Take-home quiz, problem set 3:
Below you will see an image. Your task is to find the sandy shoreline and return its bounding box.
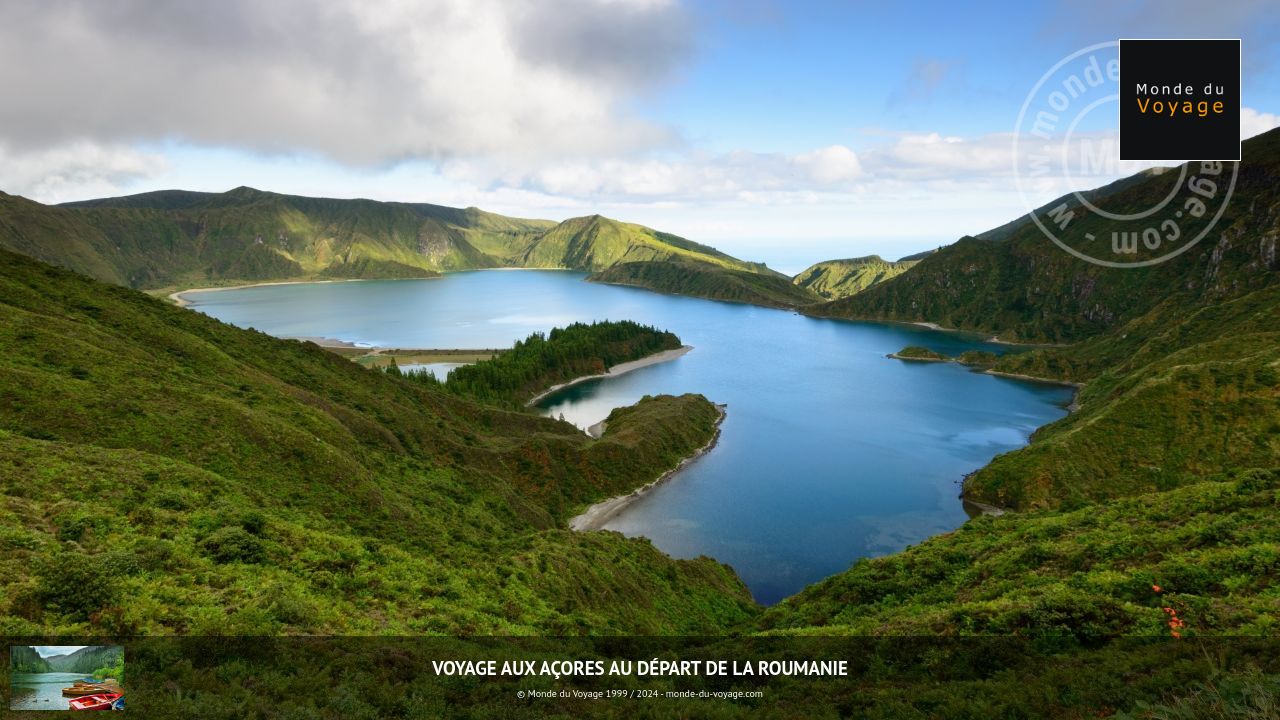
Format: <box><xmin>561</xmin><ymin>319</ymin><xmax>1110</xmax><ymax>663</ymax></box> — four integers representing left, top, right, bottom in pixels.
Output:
<box><xmin>960</xmin><ymin>496</ymin><xmax>1007</xmax><ymax>517</ymax></box>
<box><xmin>984</xmin><ymin>370</ymin><xmax>1083</xmax><ymax>412</ymax></box>
<box><xmin>168</xmin><ymin>278</ymin><xmax>370</xmax><ymax>307</ymax></box>
<box><xmin>166</xmin><ymin>275</ymin><xmax>447</xmax><ymax>308</ymax></box>
<box><xmin>526</xmin><ymin>345</ymin><xmax>694</xmax><ymax>406</ymax></box>
<box><xmin>982</xmin><ymin>369</ymin><xmax>1082</xmax><ymax>388</ymax></box>
<box><xmin>569</xmin><ymin>404</ymin><xmax>726</xmax><ymax>532</ymax></box>
<box><xmin>908</xmin><ymin>320</ymin><xmax>1063</xmax><ymax>347</ymax></box>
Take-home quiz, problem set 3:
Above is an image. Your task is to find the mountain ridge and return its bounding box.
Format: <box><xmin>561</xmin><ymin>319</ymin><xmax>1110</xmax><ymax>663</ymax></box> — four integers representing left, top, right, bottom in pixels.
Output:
<box><xmin>802</xmin><ymin>128</ymin><xmax>1280</xmax><ymax>343</ymax></box>
<box><xmin>0</xmin><ymin>187</ymin><xmax>768</xmax><ymax>292</ymax></box>
<box><xmin>792</xmin><ymin>255</ymin><xmax>918</xmax><ymax>300</ymax></box>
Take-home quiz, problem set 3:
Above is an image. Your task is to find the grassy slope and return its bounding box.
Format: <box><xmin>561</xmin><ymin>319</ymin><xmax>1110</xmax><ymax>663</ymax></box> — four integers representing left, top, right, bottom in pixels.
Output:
<box><xmin>967</xmin><ymin>286</ymin><xmax>1280</xmax><ymax>510</ymax></box>
<box><xmin>0</xmin><ymin>188</ymin><xmax>783</xmax><ymax>295</ymax></box>
<box><xmin>761</xmin><ymin>468</ymin><xmax>1280</xmax><ymax>636</ymax></box>
<box><xmin>0</xmin><ymin>192</ymin><xmax>196</xmax><ymax>287</ymax></box>
<box><xmin>0</xmin><ymin>247</ymin><xmax>755</xmax><ymax>635</ymax></box>
<box><xmin>763</xmin><ymin>135</ymin><xmax>1280</xmax><ymax>685</ymax></box>
<box><xmin>792</xmin><ymin>255</ymin><xmax>917</xmax><ymax>300</ymax></box>
<box><xmin>805</xmin><ymin>129</ymin><xmax>1280</xmax><ymax>344</ymax></box>
<box><xmin>787</xmin><ymin>129</ymin><xmax>1280</xmax><ymax>511</ymax></box>
<box><xmin>589</xmin><ymin>260</ymin><xmax>819</xmax><ymax>308</ymax></box>
<box><xmin>519</xmin><ymin>215</ymin><xmax>764</xmax><ymax>273</ymax></box>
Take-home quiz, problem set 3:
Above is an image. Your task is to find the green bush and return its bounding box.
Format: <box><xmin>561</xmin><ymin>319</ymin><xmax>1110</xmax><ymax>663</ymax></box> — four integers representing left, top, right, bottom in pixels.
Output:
<box><xmin>35</xmin><ymin>551</ymin><xmax>119</xmax><ymax>619</ymax></box>
<box><xmin>55</xmin><ymin>511</ymin><xmax>108</xmax><ymax>543</ymax></box>
<box><xmin>441</xmin><ymin>320</ymin><xmax>680</xmax><ymax>405</ymax></box>
<box><xmin>132</xmin><ymin>538</ymin><xmax>175</xmax><ymax>571</ymax></box>
<box><xmin>0</xmin><ymin>525</ymin><xmax>42</xmax><ymax>551</ymax></box>
<box><xmin>199</xmin><ymin>526</ymin><xmax>266</xmax><ymax>564</ymax></box>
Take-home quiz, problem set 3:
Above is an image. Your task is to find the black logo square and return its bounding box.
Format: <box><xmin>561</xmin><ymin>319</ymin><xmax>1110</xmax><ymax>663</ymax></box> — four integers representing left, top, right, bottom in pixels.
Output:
<box><xmin>1120</xmin><ymin>39</ymin><xmax>1240</xmax><ymax>161</ymax></box>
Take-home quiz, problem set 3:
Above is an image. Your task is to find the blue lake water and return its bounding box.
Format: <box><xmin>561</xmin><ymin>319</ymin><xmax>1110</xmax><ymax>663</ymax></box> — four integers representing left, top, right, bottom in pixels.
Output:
<box><xmin>9</xmin><ymin>672</ymin><xmax>92</xmax><ymax>710</ymax></box>
<box><xmin>183</xmin><ymin>271</ymin><xmax>1072</xmax><ymax>604</ymax></box>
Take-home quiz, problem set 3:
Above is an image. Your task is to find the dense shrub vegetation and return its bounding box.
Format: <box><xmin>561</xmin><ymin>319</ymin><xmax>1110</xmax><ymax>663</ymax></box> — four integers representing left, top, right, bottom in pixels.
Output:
<box><xmin>417</xmin><ymin>320</ymin><xmax>681</xmax><ymax>405</ymax></box>
<box><xmin>1</xmin><ymin>130</ymin><xmax>1278</xmax><ymax>717</ymax></box>
<box><xmin>890</xmin><ymin>345</ymin><xmax>949</xmax><ymax>361</ymax></box>
<box><xmin>0</xmin><ymin>248</ymin><xmax>753</xmax><ymax>635</ymax></box>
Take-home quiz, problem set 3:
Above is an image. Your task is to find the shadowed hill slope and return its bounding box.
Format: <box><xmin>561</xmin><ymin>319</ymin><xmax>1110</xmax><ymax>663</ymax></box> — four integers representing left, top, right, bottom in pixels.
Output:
<box><xmin>589</xmin><ymin>260</ymin><xmax>819</xmax><ymax>308</ymax></box>
<box><xmin>0</xmin><ymin>247</ymin><xmax>755</xmax><ymax>635</ymax></box>
<box><xmin>806</xmin><ymin>128</ymin><xmax>1280</xmax><ymax>344</ymax></box>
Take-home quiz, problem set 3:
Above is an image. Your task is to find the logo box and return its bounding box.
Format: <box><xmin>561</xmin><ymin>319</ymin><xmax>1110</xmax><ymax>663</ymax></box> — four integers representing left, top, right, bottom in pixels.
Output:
<box><xmin>1119</xmin><ymin>39</ymin><xmax>1241</xmax><ymax>161</ymax></box>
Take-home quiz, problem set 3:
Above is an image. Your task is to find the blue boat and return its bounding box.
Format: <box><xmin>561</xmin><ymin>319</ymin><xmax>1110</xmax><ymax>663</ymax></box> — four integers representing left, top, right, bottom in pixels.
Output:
<box><xmin>110</xmin><ymin>696</ymin><xmax>125</xmax><ymax>711</ymax></box>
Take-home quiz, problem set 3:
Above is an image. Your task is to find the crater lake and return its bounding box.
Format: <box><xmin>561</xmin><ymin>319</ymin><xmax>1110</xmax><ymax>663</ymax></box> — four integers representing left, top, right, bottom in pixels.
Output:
<box><xmin>180</xmin><ymin>271</ymin><xmax>1073</xmax><ymax>604</ymax></box>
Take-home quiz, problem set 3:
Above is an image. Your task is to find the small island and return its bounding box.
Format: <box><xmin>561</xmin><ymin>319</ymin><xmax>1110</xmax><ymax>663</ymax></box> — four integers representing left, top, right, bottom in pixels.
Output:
<box><xmin>393</xmin><ymin>320</ymin><xmax>688</xmax><ymax>407</ymax></box>
<box><xmin>887</xmin><ymin>345</ymin><xmax>951</xmax><ymax>362</ymax></box>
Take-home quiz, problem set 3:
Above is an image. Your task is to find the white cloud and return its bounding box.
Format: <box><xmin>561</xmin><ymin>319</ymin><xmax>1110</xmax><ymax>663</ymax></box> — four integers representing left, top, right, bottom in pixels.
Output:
<box><xmin>792</xmin><ymin>146</ymin><xmax>863</xmax><ymax>183</ymax></box>
<box><xmin>0</xmin><ymin>0</ymin><xmax>690</xmax><ymax>166</ymax></box>
<box><xmin>0</xmin><ymin>142</ymin><xmax>168</xmax><ymax>204</ymax></box>
<box><xmin>443</xmin><ymin>144</ymin><xmax>866</xmax><ymax>202</ymax></box>
<box><xmin>863</xmin><ymin>132</ymin><xmax>1012</xmax><ymax>178</ymax></box>
<box><xmin>1242</xmin><ymin>108</ymin><xmax>1280</xmax><ymax>139</ymax></box>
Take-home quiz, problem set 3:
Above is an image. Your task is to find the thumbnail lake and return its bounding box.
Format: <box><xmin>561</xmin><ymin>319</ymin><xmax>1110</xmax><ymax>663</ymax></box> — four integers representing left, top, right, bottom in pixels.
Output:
<box><xmin>182</xmin><ymin>271</ymin><xmax>1072</xmax><ymax>603</ymax></box>
<box><xmin>9</xmin><ymin>673</ymin><xmax>88</xmax><ymax>710</ymax></box>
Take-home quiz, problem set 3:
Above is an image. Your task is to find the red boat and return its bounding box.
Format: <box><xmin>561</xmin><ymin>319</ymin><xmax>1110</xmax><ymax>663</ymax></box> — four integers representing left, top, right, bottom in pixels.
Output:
<box><xmin>68</xmin><ymin>693</ymin><xmax>121</xmax><ymax>711</ymax></box>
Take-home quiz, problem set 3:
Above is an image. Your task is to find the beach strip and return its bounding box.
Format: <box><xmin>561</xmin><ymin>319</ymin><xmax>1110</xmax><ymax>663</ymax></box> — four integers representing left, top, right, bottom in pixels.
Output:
<box><xmin>526</xmin><ymin>345</ymin><xmax>693</xmax><ymax>406</ymax></box>
<box><xmin>569</xmin><ymin>404</ymin><xmax>725</xmax><ymax>532</ymax></box>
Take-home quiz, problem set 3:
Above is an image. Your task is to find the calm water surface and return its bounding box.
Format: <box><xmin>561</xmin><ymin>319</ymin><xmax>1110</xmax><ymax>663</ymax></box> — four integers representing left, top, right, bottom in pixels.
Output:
<box><xmin>9</xmin><ymin>672</ymin><xmax>91</xmax><ymax>710</ymax></box>
<box><xmin>185</xmin><ymin>272</ymin><xmax>1072</xmax><ymax>603</ymax></box>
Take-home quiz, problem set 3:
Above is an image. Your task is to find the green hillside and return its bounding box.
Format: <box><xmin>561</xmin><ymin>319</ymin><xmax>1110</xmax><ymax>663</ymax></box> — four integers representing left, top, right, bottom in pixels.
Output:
<box><xmin>589</xmin><ymin>260</ymin><xmax>819</xmax><ymax>308</ymax></box>
<box><xmin>745</xmin><ymin>468</ymin><xmax>1280</xmax><ymax>716</ymax></box>
<box><xmin>0</xmin><ymin>247</ymin><xmax>754</xmax><ymax>635</ymax></box>
<box><xmin>805</xmin><ymin>129</ymin><xmax>1280</xmax><ymax>344</ymax></box>
<box><xmin>965</xmin><ymin>284</ymin><xmax>1280</xmax><ymax>510</ymax></box>
<box><xmin>1</xmin><ymin>135</ymin><xmax>1277</xmax><ymax>720</ymax></box>
<box><xmin>9</xmin><ymin>645</ymin><xmax>52</xmax><ymax>673</ymax></box>
<box><xmin>0</xmin><ymin>188</ymin><xmax>776</xmax><ymax>294</ymax></box>
<box><xmin>751</xmin><ymin>133</ymin><xmax>1280</xmax><ymax>713</ymax></box>
<box><xmin>829</xmin><ymin>130</ymin><xmax>1280</xmax><ymax>511</ymax></box>
<box><xmin>792</xmin><ymin>255</ymin><xmax>917</xmax><ymax>300</ymax></box>
<box><xmin>762</xmin><ymin>467</ymin><xmax>1280</xmax><ymax>637</ymax></box>
<box><xmin>45</xmin><ymin>645</ymin><xmax>123</xmax><ymax>674</ymax></box>
<box><xmin>516</xmin><ymin>214</ymin><xmax>765</xmax><ymax>273</ymax></box>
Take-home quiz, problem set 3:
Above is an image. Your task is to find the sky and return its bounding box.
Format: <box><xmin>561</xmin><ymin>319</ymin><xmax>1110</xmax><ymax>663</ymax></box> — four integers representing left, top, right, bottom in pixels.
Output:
<box><xmin>31</xmin><ymin>645</ymin><xmax>85</xmax><ymax>658</ymax></box>
<box><xmin>1</xmin><ymin>0</ymin><xmax>1278</xmax><ymax>273</ymax></box>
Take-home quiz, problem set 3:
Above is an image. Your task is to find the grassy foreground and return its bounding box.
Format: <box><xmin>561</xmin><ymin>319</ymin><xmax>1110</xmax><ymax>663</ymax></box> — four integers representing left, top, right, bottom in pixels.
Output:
<box><xmin>0</xmin><ymin>247</ymin><xmax>754</xmax><ymax>636</ymax></box>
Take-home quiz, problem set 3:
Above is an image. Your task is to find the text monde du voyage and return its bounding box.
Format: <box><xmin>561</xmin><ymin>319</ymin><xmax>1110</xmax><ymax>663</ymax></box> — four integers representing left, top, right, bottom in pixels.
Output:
<box><xmin>1134</xmin><ymin>82</ymin><xmax>1229</xmax><ymax>118</ymax></box>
